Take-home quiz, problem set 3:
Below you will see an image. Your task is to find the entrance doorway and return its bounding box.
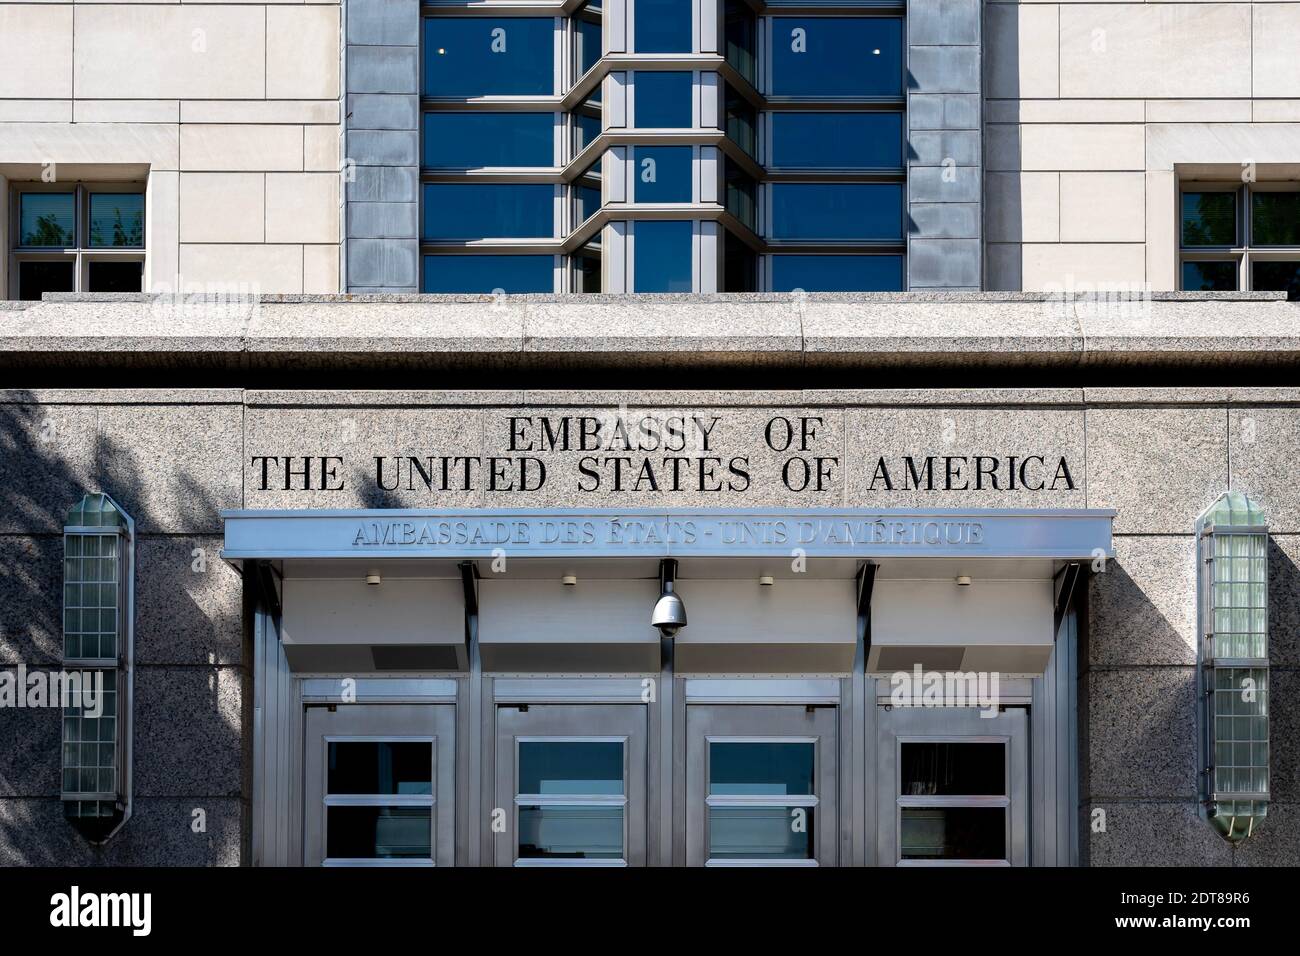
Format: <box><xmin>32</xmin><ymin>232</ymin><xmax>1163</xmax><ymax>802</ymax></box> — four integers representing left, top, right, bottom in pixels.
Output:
<box><xmin>303</xmin><ymin>703</ymin><xmax>456</xmax><ymax>866</ymax></box>
<box><xmin>494</xmin><ymin>704</ymin><xmax>648</xmax><ymax>866</ymax></box>
<box><xmin>685</xmin><ymin>705</ymin><xmax>838</xmax><ymax>866</ymax></box>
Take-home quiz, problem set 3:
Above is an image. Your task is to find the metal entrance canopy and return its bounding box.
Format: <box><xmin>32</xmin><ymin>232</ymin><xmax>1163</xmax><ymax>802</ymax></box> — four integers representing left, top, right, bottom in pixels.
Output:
<box><xmin>221</xmin><ymin>507</ymin><xmax>1115</xmax><ymax>563</ymax></box>
<box><xmin>224</xmin><ymin>508</ymin><xmax>1114</xmax><ymax>677</ymax></box>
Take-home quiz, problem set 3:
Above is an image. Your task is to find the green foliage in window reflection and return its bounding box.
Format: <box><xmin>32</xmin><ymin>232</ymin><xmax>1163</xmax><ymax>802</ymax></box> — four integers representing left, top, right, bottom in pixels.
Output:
<box><xmin>20</xmin><ymin>194</ymin><xmax>76</xmax><ymax>247</ymax></box>
<box><xmin>1181</xmin><ymin>192</ymin><xmax>1236</xmax><ymax>247</ymax></box>
<box><xmin>88</xmin><ymin>195</ymin><xmax>145</xmax><ymax>248</ymax></box>
<box><xmin>1250</xmin><ymin>192</ymin><xmax>1300</xmax><ymax>247</ymax></box>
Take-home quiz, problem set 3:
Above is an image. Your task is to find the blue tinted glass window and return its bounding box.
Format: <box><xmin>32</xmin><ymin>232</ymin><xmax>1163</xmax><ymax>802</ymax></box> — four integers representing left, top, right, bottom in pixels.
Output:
<box><xmin>635</xmin><ymin>0</ymin><xmax>692</xmax><ymax>53</ymax></box>
<box><xmin>422</xmin><ymin>184</ymin><xmax>554</xmax><ymax>239</ymax></box>
<box><xmin>771</xmin><ymin>254</ymin><xmax>904</xmax><ymax>292</ymax></box>
<box><xmin>634</xmin><ymin>220</ymin><xmax>693</xmax><ymax>292</ymax></box>
<box><xmin>88</xmin><ymin>194</ymin><xmax>144</xmax><ymax>248</ymax></box>
<box><xmin>771</xmin><ymin>113</ymin><xmax>902</xmax><ymax>169</ymax></box>
<box><xmin>577</xmin><ymin>14</ymin><xmax>602</xmax><ymax>76</ymax></box>
<box><xmin>423</xmin><ymin>113</ymin><xmax>554</xmax><ymax>168</ymax></box>
<box><xmin>20</xmin><ymin>193</ymin><xmax>75</xmax><ymax>247</ymax></box>
<box><xmin>771</xmin><ymin>18</ymin><xmax>902</xmax><ymax>97</ymax></box>
<box><xmin>422</xmin><ymin>255</ymin><xmax>554</xmax><ymax>293</ymax></box>
<box><xmin>574</xmin><ymin>158</ymin><xmax>602</xmax><ymax>224</ymax></box>
<box><xmin>634</xmin><ymin>146</ymin><xmax>692</xmax><ymax>203</ymax></box>
<box><xmin>770</xmin><ymin>183</ymin><xmax>903</xmax><ymax>241</ymax></box>
<box><xmin>633</xmin><ymin>72</ymin><xmax>692</xmax><ymax>128</ymax></box>
<box><xmin>424</xmin><ymin>18</ymin><xmax>554</xmax><ymax>96</ymax></box>
<box><xmin>574</xmin><ymin>110</ymin><xmax>602</xmax><ymax>155</ymax></box>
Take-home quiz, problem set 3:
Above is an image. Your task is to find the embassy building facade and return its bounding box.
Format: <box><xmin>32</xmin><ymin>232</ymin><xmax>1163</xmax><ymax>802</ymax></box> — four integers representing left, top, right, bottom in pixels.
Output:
<box><xmin>1</xmin><ymin>0</ymin><xmax>1300</xmax><ymax>870</ymax></box>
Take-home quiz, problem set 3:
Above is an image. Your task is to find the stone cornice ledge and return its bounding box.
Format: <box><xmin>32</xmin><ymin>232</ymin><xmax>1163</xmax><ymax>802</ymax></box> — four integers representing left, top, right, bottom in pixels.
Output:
<box><xmin>0</xmin><ymin>292</ymin><xmax>1297</xmax><ymax>372</ymax></box>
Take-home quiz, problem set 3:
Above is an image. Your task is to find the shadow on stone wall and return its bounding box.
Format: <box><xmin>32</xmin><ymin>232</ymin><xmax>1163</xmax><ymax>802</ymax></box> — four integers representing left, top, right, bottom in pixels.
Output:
<box><xmin>1083</xmin><ymin>542</ymin><xmax>1300</xmax><ymax>866</ymax></box>
<box><xmin>1</xmin><ymin>391</ymin><xmax>245</xmax><ymax>865</ymax></box>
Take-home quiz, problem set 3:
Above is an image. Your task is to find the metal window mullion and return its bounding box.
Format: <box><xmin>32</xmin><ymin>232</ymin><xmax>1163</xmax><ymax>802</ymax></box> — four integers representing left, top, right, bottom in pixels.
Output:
<box><xmin>705</xmin><ymin>795</ymin><xmax>818</xmax><ymax>807</ymax></box>
<box><xmin>896</xmin><ymin>795</ymin><xmax>1010</xmax><ymax>809</ymax></box>
<box><xmin>324</xmin><ymin>794</ymin><xmax>436</xmax><ymax>807</ymax></box>
<box><xmin>514</xmin><ymin>794</ymin><xmax>628</xmax><ymax>806</ymax></box>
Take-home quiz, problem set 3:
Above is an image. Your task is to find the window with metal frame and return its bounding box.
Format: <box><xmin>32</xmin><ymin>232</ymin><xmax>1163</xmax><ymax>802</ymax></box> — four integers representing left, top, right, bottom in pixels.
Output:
<box><xmin>61</xmin><ymin>493</ymin><xmax>134</xmax><ymax>842</ymax></box>
<box><xmin>1180</xmin><ymin>184</ymin><xmax>1300</xmax><ymax>293</ymax></box>
<box><xmin>10</xmin><ymin>184</ymin><xmax>145</xmax><ymax>300</ymax></box>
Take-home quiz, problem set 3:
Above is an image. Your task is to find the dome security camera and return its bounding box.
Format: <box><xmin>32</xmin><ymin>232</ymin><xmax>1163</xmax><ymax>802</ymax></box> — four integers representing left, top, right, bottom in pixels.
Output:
<box><xmin>652</xmin><ymin>558</ymin><xmax>687</xmax><ymax>637</ymax></box>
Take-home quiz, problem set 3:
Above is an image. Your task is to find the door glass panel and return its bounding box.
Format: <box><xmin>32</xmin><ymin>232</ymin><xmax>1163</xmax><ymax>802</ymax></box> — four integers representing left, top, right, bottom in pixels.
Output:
<box><xmin>709</xmin><ymin>807</ymin><xmax>813</xmax><ymax>860</ymax></box>
<box><xmin>709</xmin><ymin>742</ymin><xmax>814</xmax><ymax>795</ymax></box>
<box><xmin>519</xmin><ymin>741</ymin><xmax>624</xmax><ymax>794</ymax></box>
<box><xmin>518</xmin><ymin>806</ymin><xmax>624</xmax><ymax>859</ymax></box>
<box><xmin>327</xmin><ymin>741</ymin><xmax>432</xmax><ymax>795</ymax></box>
<box><xmin>900</xmin><ymin>742</ymin><xmax>1005</xmax><ymax>796</ymax></box>
<box><xmin>900</xmin><ymin>807</ymin><xmax>1006</xmax><ymax>861</ymax></box>
<box><xmin>326</xmin><ymin>806</ymin><xmax>432</xmax><ymax>859</ymax></box>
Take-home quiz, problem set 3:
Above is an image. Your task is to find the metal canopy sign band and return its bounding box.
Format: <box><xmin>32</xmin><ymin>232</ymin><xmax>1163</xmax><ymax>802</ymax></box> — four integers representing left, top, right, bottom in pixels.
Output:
<box><xmin>220</xmin><ymin>508</ymin><xmax>1115</xmax><ymax>561</ymax></box>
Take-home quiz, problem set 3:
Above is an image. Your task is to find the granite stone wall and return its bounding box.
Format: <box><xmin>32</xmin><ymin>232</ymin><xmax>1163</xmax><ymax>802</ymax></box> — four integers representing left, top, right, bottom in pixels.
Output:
<box><xmin>2</xmin><ymin>384</ymin><xmax>1297</xmax><ymax>865</ymax></box>
<box><xmin>0</xmin><ymin>390</ymin><xmax>247</xmax><ymax>865</ymax></box>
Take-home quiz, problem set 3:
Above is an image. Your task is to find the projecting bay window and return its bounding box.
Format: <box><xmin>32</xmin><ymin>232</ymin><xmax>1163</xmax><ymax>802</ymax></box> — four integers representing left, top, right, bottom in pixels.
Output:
<box><xmin>1180</xmin><ymin>184</ymin><xmax>1300</xmax><ymax>293</ymax></box>
<box><xmin>9</xmin><ymin>184</ymin><xmax>145</xmax><ymax>300</ymax></box>
<box><xmin>417</xmin><ymin>2</ymin><xmax>908</xmax><ymax>292</ymax></box>
<box><xmin>62</xmin><ymin>493</ymin><xmax>135</xmax><ymax>842</ymax></box>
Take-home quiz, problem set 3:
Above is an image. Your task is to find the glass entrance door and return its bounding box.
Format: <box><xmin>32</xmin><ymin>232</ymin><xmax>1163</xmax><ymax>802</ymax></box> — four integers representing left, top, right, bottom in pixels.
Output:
<box><xmin>494</xmin><ymin>704</ymin><xmax>647</xmax><ymax>866</ymax></box>
<box><xmin>686</xmin><ymin>705</ymin><xmax>838</xmax><ymax>866</ymax></box>
<box><xmin>877</xmin><ymin>706</ymin><xmax>1028</xmax><ymax>866</ymax></box>
<box><xmin>303</xmin><ymin>703</ymin><xmax>456</xmax><ymax>866</ymax></box>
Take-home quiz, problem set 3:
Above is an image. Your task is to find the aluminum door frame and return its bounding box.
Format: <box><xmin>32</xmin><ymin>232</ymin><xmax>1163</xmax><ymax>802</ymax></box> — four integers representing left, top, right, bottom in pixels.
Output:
<box><xmin>876</xmin><ymin>706</ymin><xmax>1029</xmax><ymax>867</ymax></box>
<box><xmin>686</xmin><ymin>704</ymin><xmax>839</xmax><ymax>867</ymax></box>
<box><xmin>303</xmin><ymin>703</ymin><xmax>456</xmax><ymax>867</ymax></box>
<box><xmin>494</xmin><ymin>703</ymin><xmax>648</xmax><ymax>867</ymax></box>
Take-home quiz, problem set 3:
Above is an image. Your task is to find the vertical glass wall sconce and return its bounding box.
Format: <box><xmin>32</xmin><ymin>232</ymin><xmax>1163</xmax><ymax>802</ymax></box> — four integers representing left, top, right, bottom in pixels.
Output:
<box><xmin>62</xmin><ymin>493</ymin><xmax>135</xmax><ymax>841</ymax></box>
<box><xmin>1196</xmin><ymin>491</ymin><xmax>1269</xmax><ymax>842</ymax></box>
